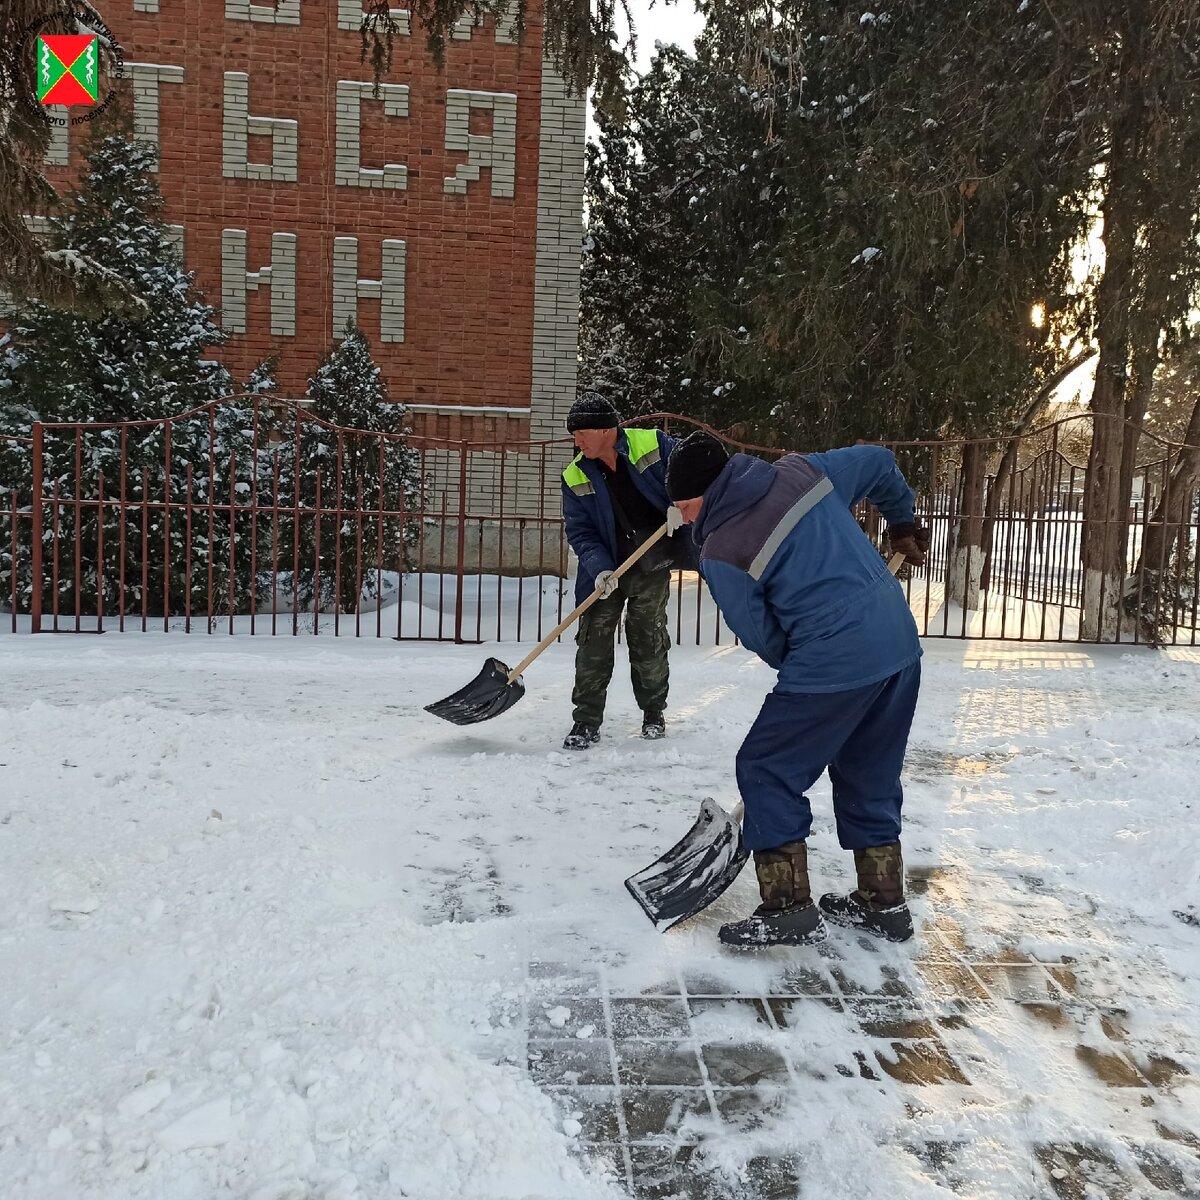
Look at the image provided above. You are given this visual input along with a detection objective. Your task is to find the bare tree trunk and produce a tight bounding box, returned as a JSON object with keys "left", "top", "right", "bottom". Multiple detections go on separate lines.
{"left": 949, "top": 441, "right": 987, "bottom": 610}
{"left": 1082, "top": 193, "right": 1144, "bottom": 632}
{"left": 1126, "top": 393, "right": 1200, "bottom": 639}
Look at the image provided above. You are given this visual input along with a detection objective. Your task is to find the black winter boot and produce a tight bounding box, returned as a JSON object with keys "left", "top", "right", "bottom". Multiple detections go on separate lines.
{"left": 719, "top": 839, "right": 828, "bottom": 948}
{"left": 819, "top": 843, "right": 913, "bottom": 942}
{"left": 641, "top": 711, "right": 666, "bottom": 740}
{"left": 563, "top": 722, "right": 600, "bottom": 750}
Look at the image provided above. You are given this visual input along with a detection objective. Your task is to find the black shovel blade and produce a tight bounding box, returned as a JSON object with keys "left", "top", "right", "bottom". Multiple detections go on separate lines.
{"left": 625, "top": 798, "right": 750, "bottom": 931}
{"left": 424, "top": 657, "right": 526, "bottom": 725}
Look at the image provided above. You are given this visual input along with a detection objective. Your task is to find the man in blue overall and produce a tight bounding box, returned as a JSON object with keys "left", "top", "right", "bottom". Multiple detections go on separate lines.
{"left": 665, "top": 432, "right": 928, "bottom": 945}
{"left": 560, "top": 392, "right": 687, "bottom": 750}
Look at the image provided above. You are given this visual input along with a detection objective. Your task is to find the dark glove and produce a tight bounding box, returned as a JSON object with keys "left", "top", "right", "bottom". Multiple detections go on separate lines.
{"left": 888, "top": 521, "right": 929, "bottom": 567}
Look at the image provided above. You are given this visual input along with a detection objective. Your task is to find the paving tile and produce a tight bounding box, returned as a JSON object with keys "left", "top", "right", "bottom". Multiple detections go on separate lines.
{"left": 623, "top": 1088, "right": 714, "bottom": 1144}
{"left": 923, "top": 916, "right": 969, "bottom": 953}
{"left": 528, "top": 962, "right": 602, "bottom": 995}
{"left": 906, "top": 865, "right": 960, "bottom": 897}
{"left": 1134, "top": 1052, "right": 1192, "bottom": 1088}
{"left": 1047, "top": 965, "right": 1081, "bottom": 997}
{"left": 913, "top": 938, "right": 967, "bottom": 966}
{"left": 615, "top": 1040, "right": 705, "bottom": 1087}
{"left": 1035, "top": 1142, "right": 1139, "bottom": 1200}
{"left": 702, "top": 1041, "right": 791, "bottom": 1087}
{"left": 710, "top": 1086, "right": 790, "bottom": 1134}
{"left": 628, "top": 1144, "right": 803, "bottom": 1199}
{"left": 969, "top": 944, "right": 1036, "bottom": 966}
{"left": 871, "top": 1040, "right": 971, "bottom": 1086}
{"left": 972, "top": 964, "right": 1061, "bottom": 1003}
{"left": 766, "top": 996, "right": 845, "bottom": 1027}
{"left": 741, "top": 1154, "right": 804, "bottom": 1199}
{"left": 546, "top": 1086, "right": 622, "bottom": 1141}
{"left": 934, "top": 1013, "right": 972, "bottom": 1032}
{"left": 902, "top": 1139, "right": 969, "bottom": 1172}
{"left": 833, "top": 1050, "right": 882, "bottom": 1081}
{"left": 635, "top": 979, "right": 684, "bottom": 997}
{"left": 528, "top": 996, "right": 606, "bottom": 1038}
{"left": 1073, "top": 1045, "right": 1148, "bottom": 1088}
{"left": 527, "top": 1039, "right": 614, "bottom": 1086}
{"left": 830, "top": 963, "right": 914, "bottom": 999}
{"left": 915, "top": 960, "right": 991, "bottom": 1001}
{"left": 1154, "top": 1121, "right": 1200, "bottom": 1156}
{"left": 1130, "top": 1144, "right": 1200, "bottom": 1198}
{"left": 1014, "top": 1001, "right": 1074, "bottom": 1032}
{"left": 580, "top": 1143, "right": 629, "bottom": 1189}
{"left": 853, "top": 1007, "right": 941, "bottom": 1040}
{"left": 610, "top": 997, "right": 692, "bottom": 1040}
{"left": 764, "top": 964, "right": 839, "bottom": 996}
{"left": 1098, "top": 1009, "right": 1134, "bottom": 1041}
{"left": 689, "top": 997, "right": 773, "bottom": 1038}
{"left": 628, "top": 1145, "right": 722, "bottom": 1200}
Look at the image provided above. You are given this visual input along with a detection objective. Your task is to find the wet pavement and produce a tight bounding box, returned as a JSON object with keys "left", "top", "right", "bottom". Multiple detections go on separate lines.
{"left": 523, "top": 863, "right": 1200, "bottom": 1198}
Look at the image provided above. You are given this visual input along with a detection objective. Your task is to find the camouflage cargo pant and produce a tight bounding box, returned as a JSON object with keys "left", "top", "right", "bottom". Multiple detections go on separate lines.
{"left": 571, "top": 568, "right": 671, "bottom": 727}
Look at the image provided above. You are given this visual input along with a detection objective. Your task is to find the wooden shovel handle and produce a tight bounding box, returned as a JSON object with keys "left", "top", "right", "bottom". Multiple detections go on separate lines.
{"left": 505, "top": 523, "right": 671, "bottom": 683}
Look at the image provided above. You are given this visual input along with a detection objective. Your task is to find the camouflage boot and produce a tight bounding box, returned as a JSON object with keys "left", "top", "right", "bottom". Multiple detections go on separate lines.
{"left": 818, "top": 843, "right": 913, "bottom": 943}
{"left": 719, "top": 840, "right": 827, "bottom": 948}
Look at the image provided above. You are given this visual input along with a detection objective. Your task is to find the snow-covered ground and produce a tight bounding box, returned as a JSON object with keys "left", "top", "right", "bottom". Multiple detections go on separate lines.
{"left": 1, "top": 634, "right": 1198, "bottom": 1199}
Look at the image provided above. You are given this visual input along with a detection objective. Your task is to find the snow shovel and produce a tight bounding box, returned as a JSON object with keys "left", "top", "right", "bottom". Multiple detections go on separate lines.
{"left": 424, "top": 522, "right": 671, "bottom": 726}
{"left": 626, "top": 551, "right": 909, "bottom": 930}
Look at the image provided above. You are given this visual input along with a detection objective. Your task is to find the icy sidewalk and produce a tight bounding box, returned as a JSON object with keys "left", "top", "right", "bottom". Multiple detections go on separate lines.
{"left": 0, "top": 635, "right": 1197, "bottom": 1199}
{"left": 524, "top": 869, "right": 1199, "bottom": 1199}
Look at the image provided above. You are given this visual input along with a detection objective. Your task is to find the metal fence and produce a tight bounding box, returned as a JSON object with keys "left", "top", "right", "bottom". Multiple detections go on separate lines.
{"left": 2, "top": 401, "right": 1197, "bottom": 645}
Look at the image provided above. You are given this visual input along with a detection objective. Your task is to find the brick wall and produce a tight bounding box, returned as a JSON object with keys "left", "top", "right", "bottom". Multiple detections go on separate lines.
{"left": 34, "top": 0, "right": 585, "bottom": 551}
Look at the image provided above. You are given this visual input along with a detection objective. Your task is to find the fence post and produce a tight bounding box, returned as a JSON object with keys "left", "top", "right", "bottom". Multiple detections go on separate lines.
{"left": 454, "top": 440, "right": 468, "bottom": 644}
{"left": 30, "top": 423, "right": 44, "bottom": 634}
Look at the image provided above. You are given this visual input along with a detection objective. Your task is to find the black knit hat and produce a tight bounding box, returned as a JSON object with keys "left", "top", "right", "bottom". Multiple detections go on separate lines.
{"left": 666, "top": 431, "right": 730, "bottom": 502}
{"left": 566, "top": 391, "right": 621, "bottom": 432}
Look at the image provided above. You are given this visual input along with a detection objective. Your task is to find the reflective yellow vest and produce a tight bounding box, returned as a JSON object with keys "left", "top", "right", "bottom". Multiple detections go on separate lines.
{"left": 562, "top": 429, "right": 662, "bottom": 497}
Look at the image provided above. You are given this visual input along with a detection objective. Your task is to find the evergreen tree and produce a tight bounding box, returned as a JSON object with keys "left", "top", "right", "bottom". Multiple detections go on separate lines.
{"left": 243, "top": 356, "right": 280, "bottom": 397}
{"left": 582, "top": 33, "right": 798, "bottom": 429}
{"left": 279, "top": 321, "right": 421, "bottom": 615}
{"left": 1, "top": 2, "right": 158, "bottom": 315}
{"left": 0, "top": 119, "right": 263, "bottom": 620}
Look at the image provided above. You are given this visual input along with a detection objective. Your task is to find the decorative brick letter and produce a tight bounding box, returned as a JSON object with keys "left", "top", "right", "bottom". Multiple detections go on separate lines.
{"left": 332, "top": 237, "right": 407, "bottom": 343}
{"left": 223, "top": 73, "right": 299, "bottom": 182}
{"left": 443, "top": 90, "right": 516, "bottom": 198}
{"left": 450, "top": 0, "right": 517, "bottom": 44}
{"left": 335, "top": 81, "right": 409, "bottom": 190}
{"left": 221, "top": 230, "right": 297, "bottom": 336}
{"left": 126, "top": 64, "right": 184, "bottom": 172}
{"left": 337, "top": 0, "right": 410, "bottom": 34}
{"left": 226, "top": 0, "right": 301, "bottom": 25}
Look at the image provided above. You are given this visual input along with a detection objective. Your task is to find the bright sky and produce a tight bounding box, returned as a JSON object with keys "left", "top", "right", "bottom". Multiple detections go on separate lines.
{"left": 624, "top": 0, "right": 704, "bottom": 71}
{"left": 586, "top": 0, "right": 704, "bottom": 139}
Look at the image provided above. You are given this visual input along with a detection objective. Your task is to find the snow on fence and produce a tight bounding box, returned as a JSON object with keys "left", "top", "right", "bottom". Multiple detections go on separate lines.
{"left": 1, "top": 403, "right": 1197, "bottom": 645}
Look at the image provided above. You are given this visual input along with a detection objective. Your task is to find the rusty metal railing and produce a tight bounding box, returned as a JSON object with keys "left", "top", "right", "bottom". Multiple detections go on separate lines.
{"left": 1, "top": 403, "right": 1197, "bottom": 645}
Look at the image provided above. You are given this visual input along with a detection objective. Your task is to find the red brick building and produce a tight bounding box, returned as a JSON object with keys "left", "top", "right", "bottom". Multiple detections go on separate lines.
{"left": 38, "top": 0, "right": 585, "bottom": 543}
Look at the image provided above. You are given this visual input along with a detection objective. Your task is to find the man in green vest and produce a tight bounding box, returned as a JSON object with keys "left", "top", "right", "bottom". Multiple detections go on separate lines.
{"left": 560, "top": 392, "right": 688, "bottom": 750}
